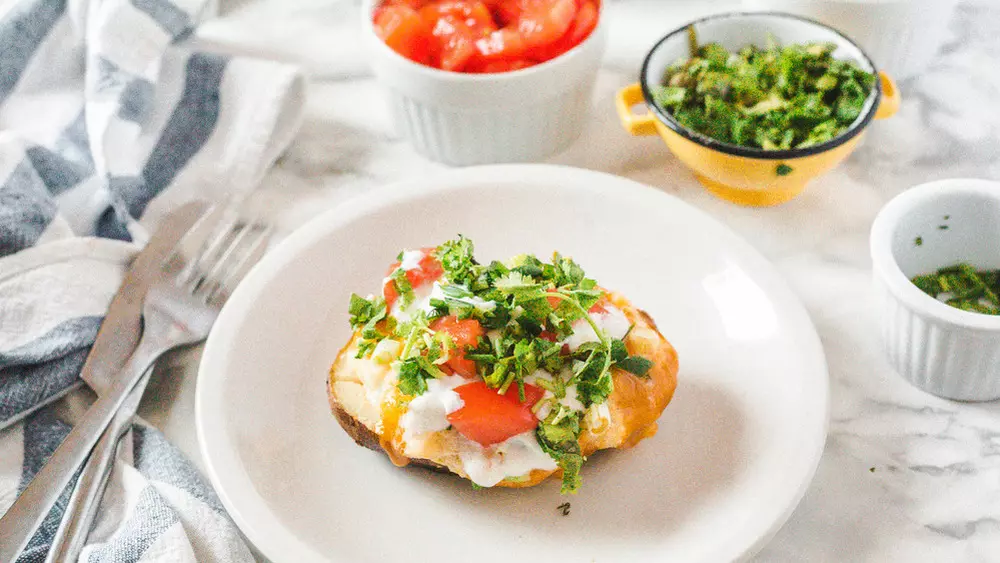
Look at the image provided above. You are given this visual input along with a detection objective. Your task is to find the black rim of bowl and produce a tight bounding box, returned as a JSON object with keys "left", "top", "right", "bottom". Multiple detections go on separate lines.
{"left": 638, "top": 11, "right": 884, "bottom": 160}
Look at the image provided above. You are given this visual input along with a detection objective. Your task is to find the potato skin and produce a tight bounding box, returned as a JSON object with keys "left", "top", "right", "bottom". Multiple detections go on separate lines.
{"left": 326, "top": 358, "right": 451, "bottom": 474}
{"left": 327, "top": 293, "right": 678, "bottom": 488}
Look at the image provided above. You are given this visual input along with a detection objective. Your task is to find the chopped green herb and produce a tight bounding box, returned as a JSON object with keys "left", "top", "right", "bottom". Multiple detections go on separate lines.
{"left": 617, "top": 355, "right": 654, "bottom": 377}
{"left": 347, "top": 236, "right": 658, "bottom": 494}
{"left": 911, "top": 263, "right": 1000, "bottom": 315}
{"left": 651, "top": 36, "right": 875, "bottom": 150}
{"left": 914, "top": 236, "right": 923, "bottom": 247}
{"left": 776, "top": 163, "right": 794, "bottom": 176}
{"left": 348, "top": 293, "right": 390, "bottom": 358}
{"left": 938, "top": 225, "right": 949, "bottom": 230}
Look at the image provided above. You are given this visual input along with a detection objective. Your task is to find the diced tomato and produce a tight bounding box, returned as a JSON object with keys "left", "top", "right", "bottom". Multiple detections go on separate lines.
{"left": 374, "top": 5, "right": 432, "bottom": 65}
{"left": 564, "top": 0, "right": 598, "bottom": 46}
{"left": 447, "top": 380, "right": 545, "bottom": 446}
{"left": 538, "top": 330, "right": 558, "bottom": 342}
{"left": 430, "top": 315, "right": 484, "bottom": 377}
{"left": 465, "top": 58, "right": 534, "bottom": 73}
{"left": 384, "top": 281, "right": 400, "bottom": 306}
{"left": 481, "top": 0, "right": 518, "bottom": 26}
{"left": 517, "top": 0, "right": 577, "bottom": 50}
{"left": 374, "top": 0, "right": 599, "bottom": 73}
{"left": 420, "top": 1, "right": 495, "bottom": 34}
{"left": 530, "top": 0, "right": 597, "bottom": 62}
{"left": 473, "top": 27, "right": 529, "bottom": 63}
{"left": 382, "top": 247, "right": 444, "bottom": 308}
{"left": 395, "top": 0, "right": 433, "bottom": 8}
{"left": 546, "top": 295, "right": 561, "bottom": 309}
{"left": 588, "top": 300, "right": 607, "bottom": 314}
{"left": 420, "top": 1, "right": 498, "bottom": 71}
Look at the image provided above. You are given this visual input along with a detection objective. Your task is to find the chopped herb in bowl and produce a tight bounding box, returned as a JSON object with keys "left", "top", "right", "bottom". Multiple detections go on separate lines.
{"left": 911, "top": 264, "right": 1000, "bottom": 315}
{"left": 652, "top": 32, "right": 876, "bottom": 150}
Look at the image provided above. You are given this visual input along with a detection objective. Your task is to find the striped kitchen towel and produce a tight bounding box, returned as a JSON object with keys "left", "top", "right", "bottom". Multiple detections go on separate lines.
{"left": 0, "top": 0, "right": 304, "bottom": 561}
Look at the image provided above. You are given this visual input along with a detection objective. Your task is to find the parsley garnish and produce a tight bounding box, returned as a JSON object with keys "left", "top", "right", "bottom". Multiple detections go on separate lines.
{"left": 348, "top": 293, "right": 390, "bottom": 358}
{"left": 652, "top": 37, "right": 876, "bottom": 150}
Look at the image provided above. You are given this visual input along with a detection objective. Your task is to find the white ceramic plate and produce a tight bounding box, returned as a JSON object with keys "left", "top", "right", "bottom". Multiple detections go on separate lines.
{"left": 196, "top": 164, "right": 828, "bottom": 563}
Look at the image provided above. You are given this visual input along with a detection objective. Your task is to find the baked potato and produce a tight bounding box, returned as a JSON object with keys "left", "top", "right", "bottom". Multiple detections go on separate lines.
{"left": 328, "top": 237, "right": 678, "bottom": 493}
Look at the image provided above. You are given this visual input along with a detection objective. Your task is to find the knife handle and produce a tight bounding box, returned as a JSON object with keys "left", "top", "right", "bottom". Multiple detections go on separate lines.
{"left": 45, "top": 368, "right": 152, "bottom": 563}
{"left": 0, "top": 335, "right": 167, "bottom": 561}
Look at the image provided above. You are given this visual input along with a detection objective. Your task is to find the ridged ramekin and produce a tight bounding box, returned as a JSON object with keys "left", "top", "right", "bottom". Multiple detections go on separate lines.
{"left": 362, "top": 0, "right": 607, "bottom": 166}
{"left": 870, "top": 179, "right": 1000, "bottom": 401}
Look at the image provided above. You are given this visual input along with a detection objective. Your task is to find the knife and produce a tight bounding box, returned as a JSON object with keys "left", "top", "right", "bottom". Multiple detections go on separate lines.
{"left": 41, "top": 202, "right": 209, "bottom": 560}
{"left": 77, "top": 201, "right": 209, "bottom": 394}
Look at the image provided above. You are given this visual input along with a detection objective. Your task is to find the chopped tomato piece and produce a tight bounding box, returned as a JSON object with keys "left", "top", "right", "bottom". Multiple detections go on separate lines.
{"left": 395, "top": 0, "right": 433, "bottom": 8}
{"left": 465, "top": 58, "right": 534, "bottom": 73}
{"left": 588, "top": 300, "right": 607, "bottom": 314}
{"left": 565, "top": 0, "right": 598, "bottom": 46}
{"left": 538, "top": 330, "right": 558, "bottom": 342}
{"left": 382, "top": 247, "right": 444, "bottom": 308}
{"left": 447, "top": 380, "right": 545, "bottom": 446}
{"left": 384, "top": 281, "right": 400, "bottom": 306}
{"left": 420, "top": 1, "right": 495, "bottom": 33}
{"left": 421, "top": 1, "right": 498, "bottom": 71}
{"left": 374, "top": 5, "right": 432, "bottom": 65}
{"left": 474, "top": 27, "right": 529, "bottom": 63}
{"left": 517, "top": 0, "right": 577, "bottom": 50}
{"left": 431, "top": 315, "right": 485, "bottom": 377}
{"left": 531, "top": 0, "right": 598, "bottom": 61}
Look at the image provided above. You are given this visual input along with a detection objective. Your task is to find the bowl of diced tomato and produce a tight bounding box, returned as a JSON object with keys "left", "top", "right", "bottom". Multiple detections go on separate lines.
{"left": 364, "top": 0, "right": 606, "bottom": 165}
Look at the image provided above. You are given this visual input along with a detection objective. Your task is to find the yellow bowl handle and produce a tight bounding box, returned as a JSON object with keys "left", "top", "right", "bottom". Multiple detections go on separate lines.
{"left": 875, "top": 72, "right": 900, "bottom": 120}
{"left": 615, "top": 83, "right": 658, "bottom": 136}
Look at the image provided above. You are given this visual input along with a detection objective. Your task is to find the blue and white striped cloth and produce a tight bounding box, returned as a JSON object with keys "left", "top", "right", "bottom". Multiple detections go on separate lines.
{"left": 0, "top": 0, "right": 304, "bottom": 560}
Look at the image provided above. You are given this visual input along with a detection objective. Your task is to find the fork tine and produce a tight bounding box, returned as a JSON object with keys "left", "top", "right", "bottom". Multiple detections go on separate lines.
{"left": 207, "top": 224, "right": 271, "bottom": 302}
{"left": 179, "top": 214, "right": 243, "bottom": 292}
{"left": 189, "top": 221, "right": 270, "bottom": 304}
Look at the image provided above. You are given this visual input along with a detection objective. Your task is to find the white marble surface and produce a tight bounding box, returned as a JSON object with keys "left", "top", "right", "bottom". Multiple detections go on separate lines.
{"left": 143, "top": 0, "right": 1000, "bottom": 560}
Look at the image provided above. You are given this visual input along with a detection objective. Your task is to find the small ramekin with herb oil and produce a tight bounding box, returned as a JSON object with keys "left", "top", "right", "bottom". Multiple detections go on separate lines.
{"left": 871, "top": 179, "right": 1000, "bottom": 402}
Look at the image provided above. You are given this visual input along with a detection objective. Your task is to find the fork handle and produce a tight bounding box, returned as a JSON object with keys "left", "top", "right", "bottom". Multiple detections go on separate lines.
{"left": 0, "top": 336, "right": 167, "bottom": 561}
{"left": 45, "top": 368, "right": 152, "bottom": 563}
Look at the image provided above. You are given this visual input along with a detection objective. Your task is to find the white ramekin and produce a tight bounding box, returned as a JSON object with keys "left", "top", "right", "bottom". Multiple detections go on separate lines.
{"left": 362, "top": 0, "right": 607, "bottom": 166}
{"left": 870, "top": 179, "right": 1000, "bottom": 401}
{"left": 742, "top": 0, "right": 959, "bottom": 80}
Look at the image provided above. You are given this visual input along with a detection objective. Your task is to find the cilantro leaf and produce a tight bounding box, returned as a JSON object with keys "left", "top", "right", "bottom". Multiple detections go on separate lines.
{"left": 436, "top": 235, "right": 477, "bottom": 285}
{"left": 397, "top": 358, "right": 431, "bottom": 396}
{"left": 348, "top": 293, "right": 389, "bottom": 359}
{"left": 536, "top": 413, "right": 584, "bottom": 494}
{"left": 609, "top": 338, "right": 628, "bottom": 363}
{"left": 617, "top": 355, "right": 654, "bottom": 377}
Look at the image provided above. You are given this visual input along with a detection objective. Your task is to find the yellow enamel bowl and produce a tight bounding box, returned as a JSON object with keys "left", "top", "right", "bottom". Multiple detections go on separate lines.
{"left": 615, "top": 12, "right": 901, "bottom": 207}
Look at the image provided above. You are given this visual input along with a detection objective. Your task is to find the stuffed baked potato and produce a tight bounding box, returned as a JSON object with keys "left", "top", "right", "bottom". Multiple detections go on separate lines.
{"left": 328, "top": 237, "right": 677, "bottom": 493}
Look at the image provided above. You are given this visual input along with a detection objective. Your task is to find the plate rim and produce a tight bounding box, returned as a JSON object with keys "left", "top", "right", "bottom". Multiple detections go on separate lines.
{"left": 195, "top": 163, "right": 830, "bottom": 563}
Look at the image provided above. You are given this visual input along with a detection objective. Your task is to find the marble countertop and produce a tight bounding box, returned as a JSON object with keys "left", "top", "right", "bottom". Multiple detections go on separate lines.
{"left": 144, "top": 0, "right": 1000, "bottom": 560}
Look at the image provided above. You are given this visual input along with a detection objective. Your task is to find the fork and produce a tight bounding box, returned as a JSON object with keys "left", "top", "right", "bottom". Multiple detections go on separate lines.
{"left": 0, "top": 211, "right": 270, "bottom": 562}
